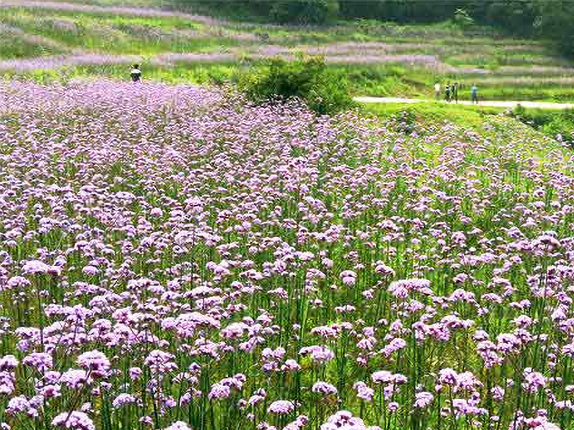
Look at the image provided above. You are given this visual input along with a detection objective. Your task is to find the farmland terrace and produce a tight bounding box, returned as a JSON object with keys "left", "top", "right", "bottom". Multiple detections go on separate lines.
{"left": 1, "top": 0, "right": 573, "bottom": 102}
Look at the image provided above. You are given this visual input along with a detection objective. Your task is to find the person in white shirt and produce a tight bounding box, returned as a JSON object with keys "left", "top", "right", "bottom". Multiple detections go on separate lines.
{"left": 434, "top": 82, "right": 441, "bottom": 100}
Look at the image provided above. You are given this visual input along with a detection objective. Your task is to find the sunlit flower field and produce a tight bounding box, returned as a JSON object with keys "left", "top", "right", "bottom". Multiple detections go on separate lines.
{"left": 0, "top": 81, "right": 573, "bottom": 430}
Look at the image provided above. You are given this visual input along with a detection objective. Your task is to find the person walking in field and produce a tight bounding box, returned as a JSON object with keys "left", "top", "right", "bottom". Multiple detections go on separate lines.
{"left": 445, "top": 83, "right": 451, "bottom": 102}
{"left": 434, "top": 82, "right": 441, "bottom": 100}
{"left": 131, "top": 64, "right": 142, "bottom": 83}
{"left": 471, "top": 84, "right": 478, "bottom": 104}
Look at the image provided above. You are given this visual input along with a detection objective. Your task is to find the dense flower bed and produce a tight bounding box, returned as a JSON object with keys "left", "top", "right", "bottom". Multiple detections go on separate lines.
{"left": 0, "top": 81, "right": 573, "bottom": 430}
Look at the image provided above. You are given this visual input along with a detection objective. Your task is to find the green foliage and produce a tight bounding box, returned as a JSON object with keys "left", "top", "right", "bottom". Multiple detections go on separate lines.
{"left": 453, "top": 8, "right": 474, "bottom": 29}
{"left": 271, "top": 0, "right": 339, "bottom": 24}
{"left": 177, "top": 0, "right": 338, "bottom": 24}
{"left": 534, "top": 0, "right": 574, "bottom": 56}
{"left": 337, "top": 0, "right": 534, "bottom": 28}
{"left": 240, "top": 56, "right": 354, "bottom": 114}
{"left": 181, "top": 0, "right": 570, "bottom": 60}
{"left": 471, "top": 0, "right": 537, "bottom": 35}
{"left": 391, "top": 109, "right": 417, "bottom": 134}
{"left": 510, "top": 105, "right": 574, "bottom": 145}
{"left": 338, "top": 1, "right": 385, "bottom": 20}
{"left": 364, "top": 101, "right": 503, "bottom": 130}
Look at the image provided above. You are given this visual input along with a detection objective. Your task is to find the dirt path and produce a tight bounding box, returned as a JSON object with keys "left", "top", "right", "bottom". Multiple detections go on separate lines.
{"left": 354, "top": 96, "right": 574, "bottom": 110}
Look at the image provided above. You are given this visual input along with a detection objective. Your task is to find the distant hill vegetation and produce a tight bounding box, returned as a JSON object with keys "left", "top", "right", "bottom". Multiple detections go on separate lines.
{"left": 184, "top": 0, "right": 574, "bottom": 55}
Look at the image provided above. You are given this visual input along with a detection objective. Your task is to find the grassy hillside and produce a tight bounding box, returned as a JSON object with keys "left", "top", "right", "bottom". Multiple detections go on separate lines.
{"left": 1, "top": 1, "right": 574, "bottom": 102}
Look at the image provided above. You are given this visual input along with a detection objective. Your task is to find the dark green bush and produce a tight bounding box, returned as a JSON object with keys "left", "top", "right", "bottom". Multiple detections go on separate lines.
{"left": 338, "top": 1, "right": 383, "bottom": 21}
{"left": 535, "top": 0, "right": 574, "bottom": 56}
{"left": 179, "top": 0, "right": 338, "bottom": 24}
{"left": 271, "top": 0, "right": 339, "bottom": 24}
{"left": 240, "top": 56, "right": 354, "bottom": 115}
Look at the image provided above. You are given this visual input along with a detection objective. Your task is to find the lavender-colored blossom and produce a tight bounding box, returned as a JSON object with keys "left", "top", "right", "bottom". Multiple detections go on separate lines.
{"left": 22, "top": 260, "right": 51, "bottom": 275}
{"left": 77, "top": 350, "right": 110, "bottom": 376}
{"left": 51, "top": 412, "right": 95, "bottom": 430}
{"left": 268, "top": 400, "right": 295, "bottom": 415}
{"left": 112, "top": 394, "right": 137, "bottom": 408}
{"left": 23, "top": 353, "right": 52, "bottom": 371}
{"left": 312, "top": 381, "right": 338, "bottom": 396}
{"left": 163, "top": 422, "right": 192, "bottom": 430}
{"left": 414, "top": 392, "right": 434, "bottom": 408}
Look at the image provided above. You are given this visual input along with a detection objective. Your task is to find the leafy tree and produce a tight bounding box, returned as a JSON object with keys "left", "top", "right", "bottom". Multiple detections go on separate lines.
{"left": 339, "top": 0, "right": 387, "bottom": 20}
{"left": 270, "top": 0, "right": 340, "bottom": 25}
{"left": 534, "top": 0, "right": 574, "bottom": 55}
{"left": 480, "top": 0, "right": 537, "bottom": 34}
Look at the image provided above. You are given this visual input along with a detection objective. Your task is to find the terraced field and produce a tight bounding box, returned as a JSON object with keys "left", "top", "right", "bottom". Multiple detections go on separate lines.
{"left": 0, "top": 1, "right": 573, "bottom": 101}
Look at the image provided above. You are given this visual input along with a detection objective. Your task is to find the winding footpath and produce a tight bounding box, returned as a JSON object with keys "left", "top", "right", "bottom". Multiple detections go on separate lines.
{"left": 354, "top": 96, "right": 574, "bottom": 110}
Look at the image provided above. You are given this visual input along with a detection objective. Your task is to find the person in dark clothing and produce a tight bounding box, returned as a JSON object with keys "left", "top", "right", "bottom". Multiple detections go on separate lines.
{"left": 445, "top": 83, "right": 451, "bottom": 103}
{"left": 130, "top": 64, "right": 142, "bottom": 82}
{"left": 452, "top": 82, "right": 459, "bottom": 103}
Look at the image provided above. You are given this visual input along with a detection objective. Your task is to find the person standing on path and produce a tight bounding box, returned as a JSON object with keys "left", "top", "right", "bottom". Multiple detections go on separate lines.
{"left": 471, "top": 84, "right": 478, "bottom": 104}
{"left": 434, "top": 82, "right": 441, "bottom": 100}
{"left": 445, "top": 83, "right": 451, "bottom": 103}
{"left": 131, "top": 64, "right": 142, "bottom": 83}
{"left": 452, "top": 82, "right": 459, "bottom": 103}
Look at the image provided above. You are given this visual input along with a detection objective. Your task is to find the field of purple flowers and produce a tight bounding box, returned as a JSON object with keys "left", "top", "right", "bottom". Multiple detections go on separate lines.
{"left": 0, "top": 80, "right": 573, "bottom": 430}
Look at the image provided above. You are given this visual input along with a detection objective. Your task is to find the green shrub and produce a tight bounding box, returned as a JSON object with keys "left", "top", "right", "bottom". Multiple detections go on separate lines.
{"left": 535, "top": 1, "right": 574, "bottom": 56}
{"left": 240, "top": 56, "right": 354, "bottom": 115}
{"left": 270, "top": 0, "right": 339, "bottom": 25}
{"left": 510, "top": 106, "right": 574, "bottom": 146}
{"left": 542, "top": 110, "right": 574, "bottom": 145}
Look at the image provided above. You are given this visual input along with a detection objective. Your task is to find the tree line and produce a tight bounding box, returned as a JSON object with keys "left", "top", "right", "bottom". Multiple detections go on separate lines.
{"left": 185, "top": 0, "right": 574, "bottom": 55}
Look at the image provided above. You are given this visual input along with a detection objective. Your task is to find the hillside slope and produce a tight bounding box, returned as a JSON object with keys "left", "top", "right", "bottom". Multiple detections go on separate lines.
{"left": 0, "top": 1, "right": 573, "bottom": 102}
